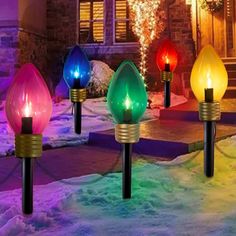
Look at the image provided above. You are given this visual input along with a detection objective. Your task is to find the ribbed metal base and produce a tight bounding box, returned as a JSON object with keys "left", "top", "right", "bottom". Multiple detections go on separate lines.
{"left": 70, "top": 88, "right": 86, "bottom": 103}
{"left": 199, "top": 101, "right": 221, "bottom": 121}
{"left": 161, "top": 71, "right": 173, "bottom": 82}
{"left": 15, "top": 134, "right": 42, "bottom": 158}
{"left": 115, "top": 124, "right": 140, "bottom": 144}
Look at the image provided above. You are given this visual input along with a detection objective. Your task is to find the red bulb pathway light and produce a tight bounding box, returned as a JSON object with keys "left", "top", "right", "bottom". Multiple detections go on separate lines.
{"left": 5, "top": 64, "right": 52, "bottom": 214}
{"left": 156, "top": 39, "right": 178, "bottom": 108}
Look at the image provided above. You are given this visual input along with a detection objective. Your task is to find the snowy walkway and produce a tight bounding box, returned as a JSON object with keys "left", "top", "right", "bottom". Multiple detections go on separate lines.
{"left": 0, "top": 136, "right": 236, "bottom": 235}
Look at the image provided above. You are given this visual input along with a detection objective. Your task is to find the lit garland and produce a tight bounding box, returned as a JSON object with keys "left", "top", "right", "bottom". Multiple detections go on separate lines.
{"left": 127, "top": 0, "right": 165, "bottom": 80}
{"left": 200, "top": 0, "right": 224, "bottom": 12}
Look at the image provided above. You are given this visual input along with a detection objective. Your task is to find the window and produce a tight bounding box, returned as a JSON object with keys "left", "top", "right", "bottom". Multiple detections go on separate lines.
{"left": 78, "top": 0, "right": 104, "bottom": 44}
{"left": 114, "top": 0, "right": 137, "bottom": 43}
{"left": 77, "top": 0, "right": 137, "bottom": 44}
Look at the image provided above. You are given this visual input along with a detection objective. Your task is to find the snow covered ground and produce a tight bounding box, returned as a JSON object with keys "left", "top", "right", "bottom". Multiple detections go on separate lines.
{"left": 0, "top": 93, "right": 186, "bottom": 157}
{"left": 1, "top": 136, "right": 236, "bottom": 235}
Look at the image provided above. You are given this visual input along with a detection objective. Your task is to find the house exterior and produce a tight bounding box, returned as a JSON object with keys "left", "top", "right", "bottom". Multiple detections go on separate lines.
{"left": 0, "top": 0, "right": 235, "bottom": 97}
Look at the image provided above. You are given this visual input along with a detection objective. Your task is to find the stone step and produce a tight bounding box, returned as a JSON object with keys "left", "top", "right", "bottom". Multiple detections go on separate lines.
{"left": 228, "top": 71, "right": 236, "bottom": 78}
{"left": 0, "top": 145, "right": 125, "bottom": 191}
{"left": 160, "top": 99, "right": 236, "bottom": 124}
{"left": 185, "top": 86, "right": 236, "bottom": 99}
{"left": 226, "top": 78, "right": 236, "bottom": 86}
{"left": 222, "top": 57, "right": 236, "bottom": 64}
{"left": 224, "top": 64, "right": 236, "bottom": 71}
{"left": 88, "top": 119, "right": 236, "bottom": 158}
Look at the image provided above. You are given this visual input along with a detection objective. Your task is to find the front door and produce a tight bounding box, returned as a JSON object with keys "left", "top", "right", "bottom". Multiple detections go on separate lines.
{"left": 194, "top": 0, "right": 236, "bottom": 57}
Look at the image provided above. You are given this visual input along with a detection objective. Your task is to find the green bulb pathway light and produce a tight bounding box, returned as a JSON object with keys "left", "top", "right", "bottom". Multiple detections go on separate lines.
{"left": 107, "top": 60, "right": 147, "bottom": 199}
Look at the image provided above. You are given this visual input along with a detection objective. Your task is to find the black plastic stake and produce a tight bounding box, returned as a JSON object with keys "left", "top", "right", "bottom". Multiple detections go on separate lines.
{"left": 21, "top": 117, "right": 33, "bottom": 214}
{"left": 22, "top": 158, "right": 33, "bottom": 214}
{"left": 74, "top": 102, "right": 82, "bottom": 134}
{"left": 122, "top": 143, "right": 132, "bottom": 199}
{"left": 204, "top": 87, "right": 214, "bottom": 177}
{"left": 164, "top": 81, "right": 171, "bottom": 108}
{"left": 204, "top": 121, "right": 215, "bottom": 177}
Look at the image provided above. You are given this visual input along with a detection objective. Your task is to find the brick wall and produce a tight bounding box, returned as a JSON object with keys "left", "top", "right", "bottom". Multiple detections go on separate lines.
{"left": 18, "top": 29, "right": 49, "bottom": 89}
{"left": 147, "top": 0, "right": 195, "bottom": 93}
{"left": 169, "top": 0, "right": 195, "bottom": 71}
{"left": 47, "top": 0, "right": 77, "bottom": 93}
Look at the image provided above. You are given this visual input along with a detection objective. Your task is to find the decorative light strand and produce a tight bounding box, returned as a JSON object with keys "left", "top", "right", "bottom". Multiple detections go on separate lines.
{"left": 127, "top": 0, "right": 165, "bottom": 81}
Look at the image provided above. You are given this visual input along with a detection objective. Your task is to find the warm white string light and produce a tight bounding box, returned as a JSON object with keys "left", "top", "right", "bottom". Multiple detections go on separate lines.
{"left": 127, "top": 0, "right": 165, "bottom": 81}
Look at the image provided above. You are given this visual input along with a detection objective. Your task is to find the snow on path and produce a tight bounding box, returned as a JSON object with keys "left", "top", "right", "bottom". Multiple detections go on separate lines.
{"left": 0, "top": 98, "right": 114, "bottom": 156}
{"left": 1, "top": 137, "right": 236, "bottom": 235}
{"left": 0, "top": 93, "right": 186, "bottom": 157}
{"left": 0, "top": 98, "right": 140, "bottom": 156}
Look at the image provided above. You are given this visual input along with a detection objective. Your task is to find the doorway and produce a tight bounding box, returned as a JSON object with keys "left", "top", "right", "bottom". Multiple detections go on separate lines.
{"left": 193, "top": 0, "right": 236, "bottom": 58}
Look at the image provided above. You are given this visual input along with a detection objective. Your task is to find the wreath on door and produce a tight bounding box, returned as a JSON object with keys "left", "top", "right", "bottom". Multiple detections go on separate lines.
{"left": 200, "top": 0, "right": 224, "bottom": 13}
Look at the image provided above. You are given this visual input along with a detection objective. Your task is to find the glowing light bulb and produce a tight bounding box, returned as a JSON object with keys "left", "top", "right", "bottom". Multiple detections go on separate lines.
{"left": 156, "top": 39, "right": 178, "bottom": 72}
{"left": 23, "top": 100, "right": 32, "bottom": 117}
{"left": 74, "top": 70, "right": 79, "bottom": 79}
{"left": 207, "top": 70, "right": 212, "bottom": 88}
{"left": 124, "top": 95, "right": 132, "bottom": 110}
{"left": 63, "top": 45, "right": 91, "bottom": 89}
{"left": 190, "top": 45, "right": 228, "bottom": 102}
{"left": 107, "top": 60, "right": 147, "bottom": 124}
{"left": 165, "top": 56, "right": 169, "bottom": 64}
{"left": 5, "top": 63, "right": 52, "bottom": 134}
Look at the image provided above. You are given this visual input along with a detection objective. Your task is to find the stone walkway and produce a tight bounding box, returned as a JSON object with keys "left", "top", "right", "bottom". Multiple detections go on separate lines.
{"left": 0, "top": 145, "right": 123, "bottom": 192}
{"left": 0, "top": 144, "right": 162, "bottom": 192}
{"left": 160, "top": 99, "right": 236, "bottom": 123}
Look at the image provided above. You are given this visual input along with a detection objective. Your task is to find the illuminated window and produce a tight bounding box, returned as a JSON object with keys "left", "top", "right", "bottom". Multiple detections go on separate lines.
{"left": 114, "top": 0, "right": 137, "bottom": 43}
{"left": 78, "top": 0, "right": 104, "bottom": 44}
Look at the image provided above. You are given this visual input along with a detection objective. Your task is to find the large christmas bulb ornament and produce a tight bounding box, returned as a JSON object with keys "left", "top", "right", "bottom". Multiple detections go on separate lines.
{"left": 190, "top": 45, "right": 228, "bottom": 177}
{"left": 5, "top": 63, "right": 52, "bottom": 214}
{"left": 156, "top": 39, "right": 178, "bottom": 108}
{"left": 107, "top": 60, "right": 147, "bottom": 199}
{"left": 63, "top": 45, "right": 91, "bottom": 134}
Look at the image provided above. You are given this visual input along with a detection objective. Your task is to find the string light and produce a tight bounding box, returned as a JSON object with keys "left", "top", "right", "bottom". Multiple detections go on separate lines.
{"left": 127, "top": 0, "right": 165, "bottom": 81}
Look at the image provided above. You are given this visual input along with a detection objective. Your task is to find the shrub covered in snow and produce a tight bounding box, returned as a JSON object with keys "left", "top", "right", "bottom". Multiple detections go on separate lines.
{"left": 55, "top": 60, "right": 114, "bottom": 99}
{"left": 87, "top": 60, "right": 114, "bottom": 98}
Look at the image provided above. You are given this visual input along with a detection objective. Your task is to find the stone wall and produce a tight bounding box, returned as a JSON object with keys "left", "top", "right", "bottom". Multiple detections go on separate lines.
{"left": 0, "top": 27, "right": 49, "bottom": 98}
{"left": 0, "top": 27, "right": 18, "bottom": 99}
{"left": 0, "top": 0, "right": 48, "bottom": 98}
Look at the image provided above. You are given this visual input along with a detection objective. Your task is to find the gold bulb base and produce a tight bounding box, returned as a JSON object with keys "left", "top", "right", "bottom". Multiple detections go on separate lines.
{"left": 199, "top": 101, "right": 221, "bottom": 121}
{"left": 15, "top": 134, "right": 42, "bottom": 158}
{"left": 115, "top": 124, "right": 140, "bottom": 144}
{"left": 70, "top": 88, "right": 87, "bottom": 103}
{"left": 161, "top": 71, "right": 173, "bottom": 82}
